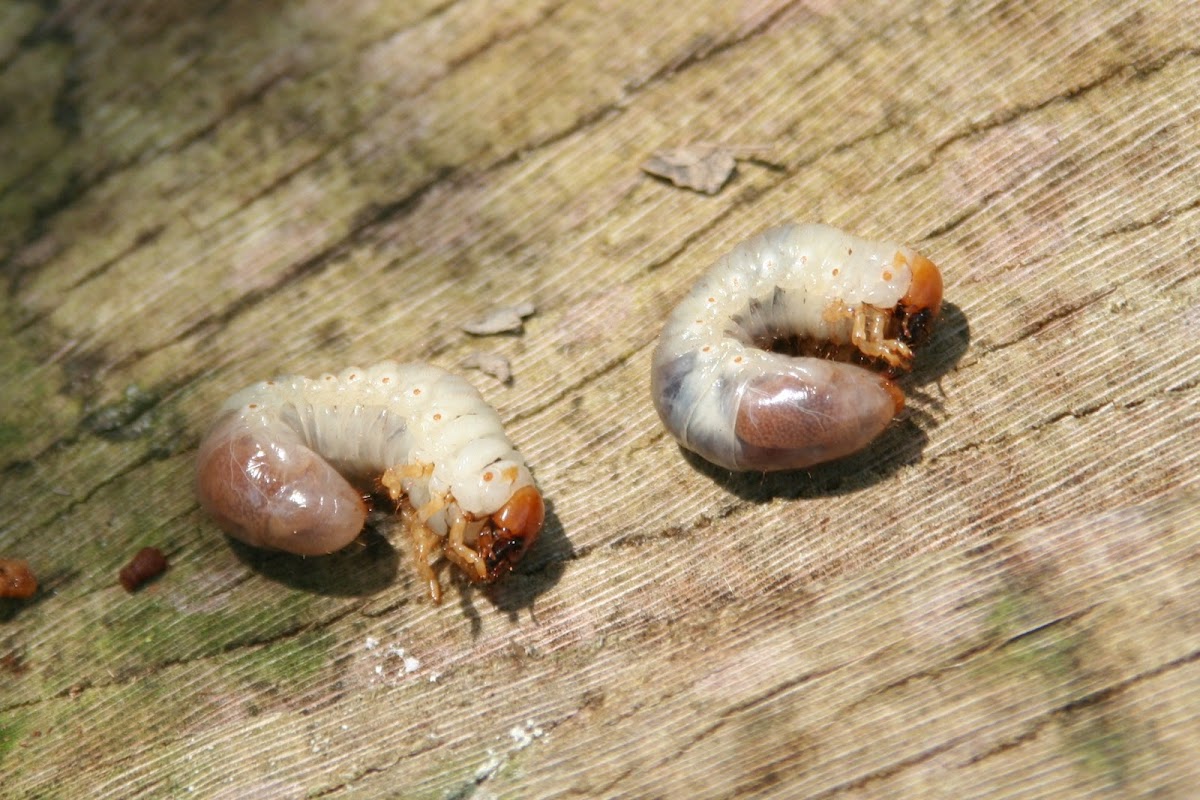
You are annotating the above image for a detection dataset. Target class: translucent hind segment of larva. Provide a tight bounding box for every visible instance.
[195,361,544,602]
[651,223,943,472]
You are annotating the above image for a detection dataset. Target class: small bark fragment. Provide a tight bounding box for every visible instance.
[641,144,739,194]
[463,351,514,384]
[462,302,536,335]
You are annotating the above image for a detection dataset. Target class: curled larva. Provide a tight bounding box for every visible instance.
[195,362,544,602]
[651,223,943,472]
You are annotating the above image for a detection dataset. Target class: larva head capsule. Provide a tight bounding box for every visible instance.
[475,485,544,582]
[895,253,944,348]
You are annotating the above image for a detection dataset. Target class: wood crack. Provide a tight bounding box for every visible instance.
[1095,193,1200,241]
[841,606,1100,718]
[0,599,366,714]
[643,658,878,779]
[956,647,1200,772]
[922,380,1194,472]
[3,0,774,279]
[3,448,165,549]
[896,45,1200,182]
[305,742,441,798]
[988,286,1118,355]
[0,0,561,260]
[149,166,453,363]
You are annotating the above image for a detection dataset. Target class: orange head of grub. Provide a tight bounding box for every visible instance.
[475,485,545,582]
[895,253,943,348]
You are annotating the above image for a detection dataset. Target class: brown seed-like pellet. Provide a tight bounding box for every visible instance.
[0,559,37,599]
[119,547,168,592]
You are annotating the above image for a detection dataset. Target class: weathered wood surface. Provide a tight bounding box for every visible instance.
[2,1,1198,797]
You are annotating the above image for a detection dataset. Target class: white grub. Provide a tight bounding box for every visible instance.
[462,350,513,384]
[194,361,545,602]
[462,301,536,335]
[651,223,943,471]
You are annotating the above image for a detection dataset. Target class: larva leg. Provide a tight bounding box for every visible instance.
[851,305,913,368]
[417,493,449,523]
[380,462,434,501]
[444,517,488,581]
[404,508,444,603]
[397,462,435,480]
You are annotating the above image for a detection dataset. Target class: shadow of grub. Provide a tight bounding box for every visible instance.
[226,524,399,597]
[0,598,33,624]
[687,302,970,502]
[910,301,970,388]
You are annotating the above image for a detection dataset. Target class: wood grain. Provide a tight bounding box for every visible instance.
[1,1,1197,797]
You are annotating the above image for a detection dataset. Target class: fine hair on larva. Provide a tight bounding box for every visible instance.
[195,361,545,602]
[651,222,944,472]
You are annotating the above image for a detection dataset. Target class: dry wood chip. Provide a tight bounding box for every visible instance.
[462,351,513,384]
[461,302,536,335]
[641,144,740,195]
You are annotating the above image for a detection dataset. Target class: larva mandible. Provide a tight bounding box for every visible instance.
[195,361,545,602]
[651,223,943,472]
